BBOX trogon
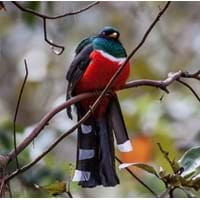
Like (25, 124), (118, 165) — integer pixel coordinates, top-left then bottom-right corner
(66, 26), (133, 187)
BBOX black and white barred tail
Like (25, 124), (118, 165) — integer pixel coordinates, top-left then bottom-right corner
(72, 95), (133, 187)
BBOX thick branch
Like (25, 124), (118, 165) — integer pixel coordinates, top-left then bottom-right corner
(7, 92), (94, 162)
(6, 69), (200, 182)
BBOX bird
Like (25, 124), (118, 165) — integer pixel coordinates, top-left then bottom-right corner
(66, 26), (133, 187)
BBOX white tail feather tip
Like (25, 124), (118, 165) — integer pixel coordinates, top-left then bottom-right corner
(118, 140), (133, 152)
(72, 170), (91, 182)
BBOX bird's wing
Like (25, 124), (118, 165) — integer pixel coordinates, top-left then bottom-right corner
(75, 36), (94, 55)
(66, 43), (93, 119)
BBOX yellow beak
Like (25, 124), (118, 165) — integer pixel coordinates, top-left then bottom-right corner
(109, 32), (118, 39)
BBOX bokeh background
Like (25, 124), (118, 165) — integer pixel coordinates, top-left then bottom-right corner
(0, 1), (200, 197)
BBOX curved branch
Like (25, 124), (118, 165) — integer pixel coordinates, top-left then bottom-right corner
(12, 1), (99, 20)
(13, 60), (28, 170)
(6, 69), (200, 182)
(42, 18), (64, 55)
(177, 79), (200, 102)
(7, 92), (94, 162)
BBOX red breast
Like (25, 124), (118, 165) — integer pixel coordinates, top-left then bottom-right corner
(76, 50), (130, 117)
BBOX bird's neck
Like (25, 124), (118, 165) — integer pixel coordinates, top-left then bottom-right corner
(93, 38), (127, 58)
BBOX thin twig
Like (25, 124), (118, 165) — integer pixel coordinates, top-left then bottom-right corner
(11, 1), (99, 55)
(115, 156), (158, 197)
(13, 60), (28, 170)
(67, 191), (73, 198)
(181, 70), (200, 81)
(177, 79), (200, 102)
(157, 143), (176, 173)
(42, 18), (64, 55)
(12, 1), (99, 19)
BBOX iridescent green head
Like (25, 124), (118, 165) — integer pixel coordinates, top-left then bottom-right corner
(75, 26), (126, 57)
(93, 26), (126, 57)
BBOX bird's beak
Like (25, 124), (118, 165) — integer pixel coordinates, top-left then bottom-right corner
(109, 32), (118, 39)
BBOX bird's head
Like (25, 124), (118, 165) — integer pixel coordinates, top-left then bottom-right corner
(98, 26), (120, 40)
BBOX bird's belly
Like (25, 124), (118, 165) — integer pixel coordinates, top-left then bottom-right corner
(76, 50), (130, 93)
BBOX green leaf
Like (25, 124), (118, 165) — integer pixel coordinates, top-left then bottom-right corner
(35, 181), (66, 196)
(178, 146), (200, 179)
(119, 162), (158, 177)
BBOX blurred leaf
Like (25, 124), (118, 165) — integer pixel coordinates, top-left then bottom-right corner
(178, 146), (200, 179)
(119, 162), (158, 177)
(35, 181), (66, 196)
(119, 135), (154, 164)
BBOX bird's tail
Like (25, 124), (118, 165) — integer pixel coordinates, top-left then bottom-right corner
(72, 95), (132, 187)
(72, 104), (119, 187)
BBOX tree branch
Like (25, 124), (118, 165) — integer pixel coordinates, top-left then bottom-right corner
(12, 1), (99, 19)
(11, 1), (99, 55)
(42, 18), (64, 55)
(6, 68), (200, 182)
(13, 60), (28, 170)
(115, 156), (158, 197)
(176, 79), (200, 102)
